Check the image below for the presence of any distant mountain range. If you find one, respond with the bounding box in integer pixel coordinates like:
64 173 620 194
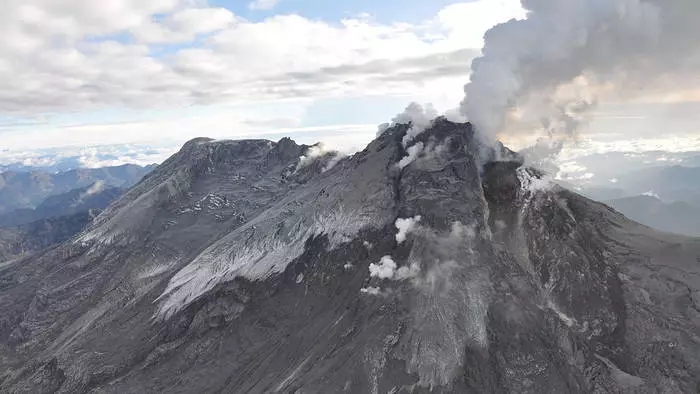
0 210 99 263
606 195 700 236
557 150 700 187
557 164 700 236
576 165 700 203
0 184 123 227
0 164 155 215
0 164 155 261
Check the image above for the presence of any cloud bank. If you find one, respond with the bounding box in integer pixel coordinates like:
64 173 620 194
0 0 524 117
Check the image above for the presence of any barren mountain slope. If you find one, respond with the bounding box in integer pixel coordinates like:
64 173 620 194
0 120 699 393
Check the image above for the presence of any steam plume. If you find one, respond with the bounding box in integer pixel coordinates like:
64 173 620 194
461 0 700 145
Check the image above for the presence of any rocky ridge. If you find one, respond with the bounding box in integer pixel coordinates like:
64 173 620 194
0 119 698 393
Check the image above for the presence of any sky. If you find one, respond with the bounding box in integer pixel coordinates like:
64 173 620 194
0 0 699 171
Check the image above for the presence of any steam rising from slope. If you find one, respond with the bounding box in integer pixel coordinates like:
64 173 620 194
296 143 345 172
461 0 700 144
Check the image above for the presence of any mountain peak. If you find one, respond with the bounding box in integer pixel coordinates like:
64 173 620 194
3 121 700 393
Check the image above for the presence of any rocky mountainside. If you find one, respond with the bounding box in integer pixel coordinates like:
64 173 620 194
0 164 154 215
0 120 699 393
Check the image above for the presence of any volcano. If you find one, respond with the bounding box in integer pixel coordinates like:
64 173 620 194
1 119 699 393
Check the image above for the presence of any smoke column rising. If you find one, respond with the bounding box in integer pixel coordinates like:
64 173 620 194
460 0 700 145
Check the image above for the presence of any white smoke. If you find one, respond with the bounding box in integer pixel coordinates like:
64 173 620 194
376 102 438 141
360 286 382 296
516 167 551 193
77 180 106 204
83 180 105 197
376 123 391 137
395 262 420 281
461 0 700 149
369 255 398 279
321 154 345 172
395 215 422 244
394 103 439 147
397 142 424 170
368 255 420 282
296 143 345 172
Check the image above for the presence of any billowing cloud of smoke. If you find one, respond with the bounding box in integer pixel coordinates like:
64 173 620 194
369 255 398 279
395 215 422 244
296 143 345 172
368 254 420 282
516 166 552 193
394 103 438 147
380 103 442 170
461 0 700 150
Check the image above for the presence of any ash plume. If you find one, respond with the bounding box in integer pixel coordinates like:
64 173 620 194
460 0 700 147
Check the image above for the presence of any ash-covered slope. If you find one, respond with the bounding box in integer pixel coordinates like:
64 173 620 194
1 120 699 393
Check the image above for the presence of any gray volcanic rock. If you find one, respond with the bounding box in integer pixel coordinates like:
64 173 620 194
1 121 699 393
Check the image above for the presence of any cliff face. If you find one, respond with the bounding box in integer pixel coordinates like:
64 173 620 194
1 120 699 393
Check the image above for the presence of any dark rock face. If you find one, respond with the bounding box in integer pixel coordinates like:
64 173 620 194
1 122 699 393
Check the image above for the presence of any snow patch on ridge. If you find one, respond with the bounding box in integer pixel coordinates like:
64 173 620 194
156 205 377 320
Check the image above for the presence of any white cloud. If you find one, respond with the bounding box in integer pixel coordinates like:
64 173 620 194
295 143 346 172
81 180 106 200
395 216 421 244
435 0 527 50
0 0 525 118
360 286 381 296
369 255 397 279
248 0 279 11
517 167 552 193
395 262 420 281
368 255 419 282
642 190 661 199
392 103 438 147
296 144 331 170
